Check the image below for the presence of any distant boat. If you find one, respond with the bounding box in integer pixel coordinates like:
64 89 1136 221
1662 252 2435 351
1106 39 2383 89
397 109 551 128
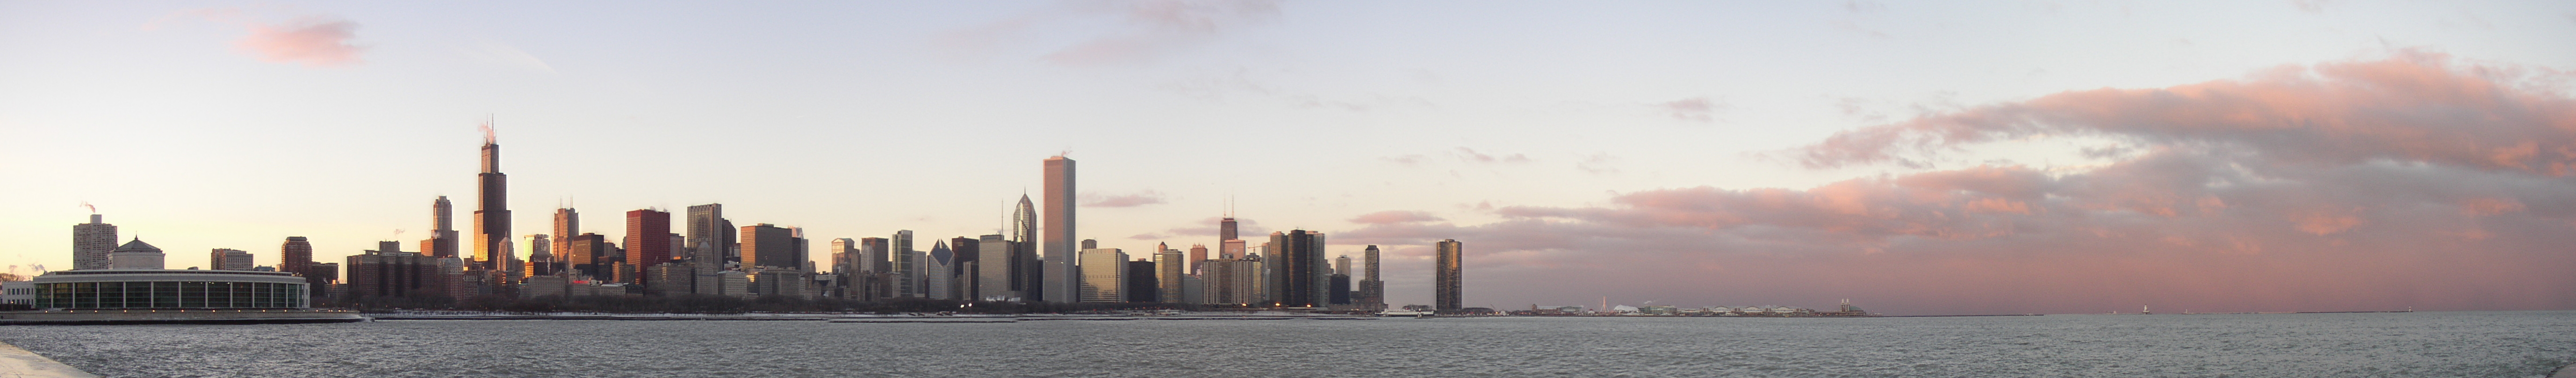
2142 305 2152 315
1378 309 1431 318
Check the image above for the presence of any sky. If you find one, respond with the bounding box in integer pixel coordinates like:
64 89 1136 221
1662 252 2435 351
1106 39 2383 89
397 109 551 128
3 0 2572 315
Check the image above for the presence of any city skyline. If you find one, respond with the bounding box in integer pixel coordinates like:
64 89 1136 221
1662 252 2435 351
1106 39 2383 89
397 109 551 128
4 1 2574 314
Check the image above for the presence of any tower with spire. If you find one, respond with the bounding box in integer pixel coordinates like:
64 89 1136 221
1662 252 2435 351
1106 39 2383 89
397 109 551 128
472 119 512 272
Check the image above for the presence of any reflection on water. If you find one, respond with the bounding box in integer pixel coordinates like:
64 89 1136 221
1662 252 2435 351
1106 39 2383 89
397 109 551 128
5 311 2571 378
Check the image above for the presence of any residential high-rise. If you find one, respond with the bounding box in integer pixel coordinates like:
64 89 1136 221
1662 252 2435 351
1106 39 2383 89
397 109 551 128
1334 255 1352 276
624 209 673 285
1013 195 1040 301
741 224 799 270
892 230 916 298
1155 245 1182 303
553 207 578 262
975 234 1015 300
72 214 116 270
1265 230 1327 307
1042 156 1077 302
1205 256 1260 306
211 248 254 271
280 236 321 292
1077 248 1125 303
471 131 512 272
1435 239 1463 312
1360 245 1384 311
425 196 461 259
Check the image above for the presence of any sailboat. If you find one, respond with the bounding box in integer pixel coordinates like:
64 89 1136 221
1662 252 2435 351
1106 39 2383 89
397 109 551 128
2141 305 2152 315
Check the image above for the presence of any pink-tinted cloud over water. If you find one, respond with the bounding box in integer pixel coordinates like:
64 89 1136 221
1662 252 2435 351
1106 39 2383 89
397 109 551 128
1344 53 2576 314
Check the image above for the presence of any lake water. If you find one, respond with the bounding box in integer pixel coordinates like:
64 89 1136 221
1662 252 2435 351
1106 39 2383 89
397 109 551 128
4 311 2571 378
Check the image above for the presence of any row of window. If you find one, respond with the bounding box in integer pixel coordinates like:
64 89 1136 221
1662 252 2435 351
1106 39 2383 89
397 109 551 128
34 281 307 309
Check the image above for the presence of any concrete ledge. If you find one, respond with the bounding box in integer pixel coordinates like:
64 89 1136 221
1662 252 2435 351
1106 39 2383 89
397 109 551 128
0 341 98 378
0 310 367 325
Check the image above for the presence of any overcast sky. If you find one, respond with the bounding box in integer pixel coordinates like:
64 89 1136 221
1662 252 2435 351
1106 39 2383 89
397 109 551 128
4 0 2572 314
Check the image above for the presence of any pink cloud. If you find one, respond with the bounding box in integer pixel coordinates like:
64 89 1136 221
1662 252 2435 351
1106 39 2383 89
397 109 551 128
1081 190 1169 207
940 0 1281 66
1658 97 1723 122
1348 210 1444 225
1338 53 2576 314
236 16 364 67
1795 52 2576 175
155 8 366 67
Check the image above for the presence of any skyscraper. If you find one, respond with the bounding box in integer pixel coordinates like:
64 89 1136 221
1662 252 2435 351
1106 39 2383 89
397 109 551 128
1265 230 1327 307
1156 246 1183 303
950 236 979 300
1187 244 1208 274
1013 195 1039 301
565 233 612 279
1042 156 1077 303
892 230 915 298
524 234 560 277
1360 245 1384 311
927 240 955 300
553 207 578 263
685 203 732 265
472 130 512 271
1077 248 1125 303
625 209 672 285
72 214 116 270
211 248 254 271
741 224 799 270
1126 259 1158 303
975 234 1015 300
1435 239 1463 312
425 196 461 259
280 236 321 292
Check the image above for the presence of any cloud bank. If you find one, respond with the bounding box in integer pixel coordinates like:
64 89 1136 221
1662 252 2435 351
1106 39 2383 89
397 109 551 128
1344 53 2576 314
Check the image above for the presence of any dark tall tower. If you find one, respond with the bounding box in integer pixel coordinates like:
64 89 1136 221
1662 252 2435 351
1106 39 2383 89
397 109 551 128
472 128 511 271
1435 239 1463 312
1266 230 1326 307
1360 245 1384 311
1219 217 1238 241
625 209 672 285
1041 156 1077 302
425 196 461 259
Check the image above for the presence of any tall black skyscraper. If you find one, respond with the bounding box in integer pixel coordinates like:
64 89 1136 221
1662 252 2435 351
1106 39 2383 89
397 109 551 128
1266 229 1327 307
472 124 511 271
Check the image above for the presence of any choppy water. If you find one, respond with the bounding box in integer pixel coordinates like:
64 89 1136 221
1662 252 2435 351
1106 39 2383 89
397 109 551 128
4 311 2571 378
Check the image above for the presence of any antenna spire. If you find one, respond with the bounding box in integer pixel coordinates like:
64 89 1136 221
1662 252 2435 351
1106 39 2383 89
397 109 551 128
478 115 497 144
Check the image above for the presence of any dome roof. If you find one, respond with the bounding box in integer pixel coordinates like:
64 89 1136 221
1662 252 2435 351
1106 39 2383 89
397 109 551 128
114 238 161 253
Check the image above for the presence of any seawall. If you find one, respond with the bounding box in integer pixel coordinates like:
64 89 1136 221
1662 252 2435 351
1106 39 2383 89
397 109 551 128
0 341 98 378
